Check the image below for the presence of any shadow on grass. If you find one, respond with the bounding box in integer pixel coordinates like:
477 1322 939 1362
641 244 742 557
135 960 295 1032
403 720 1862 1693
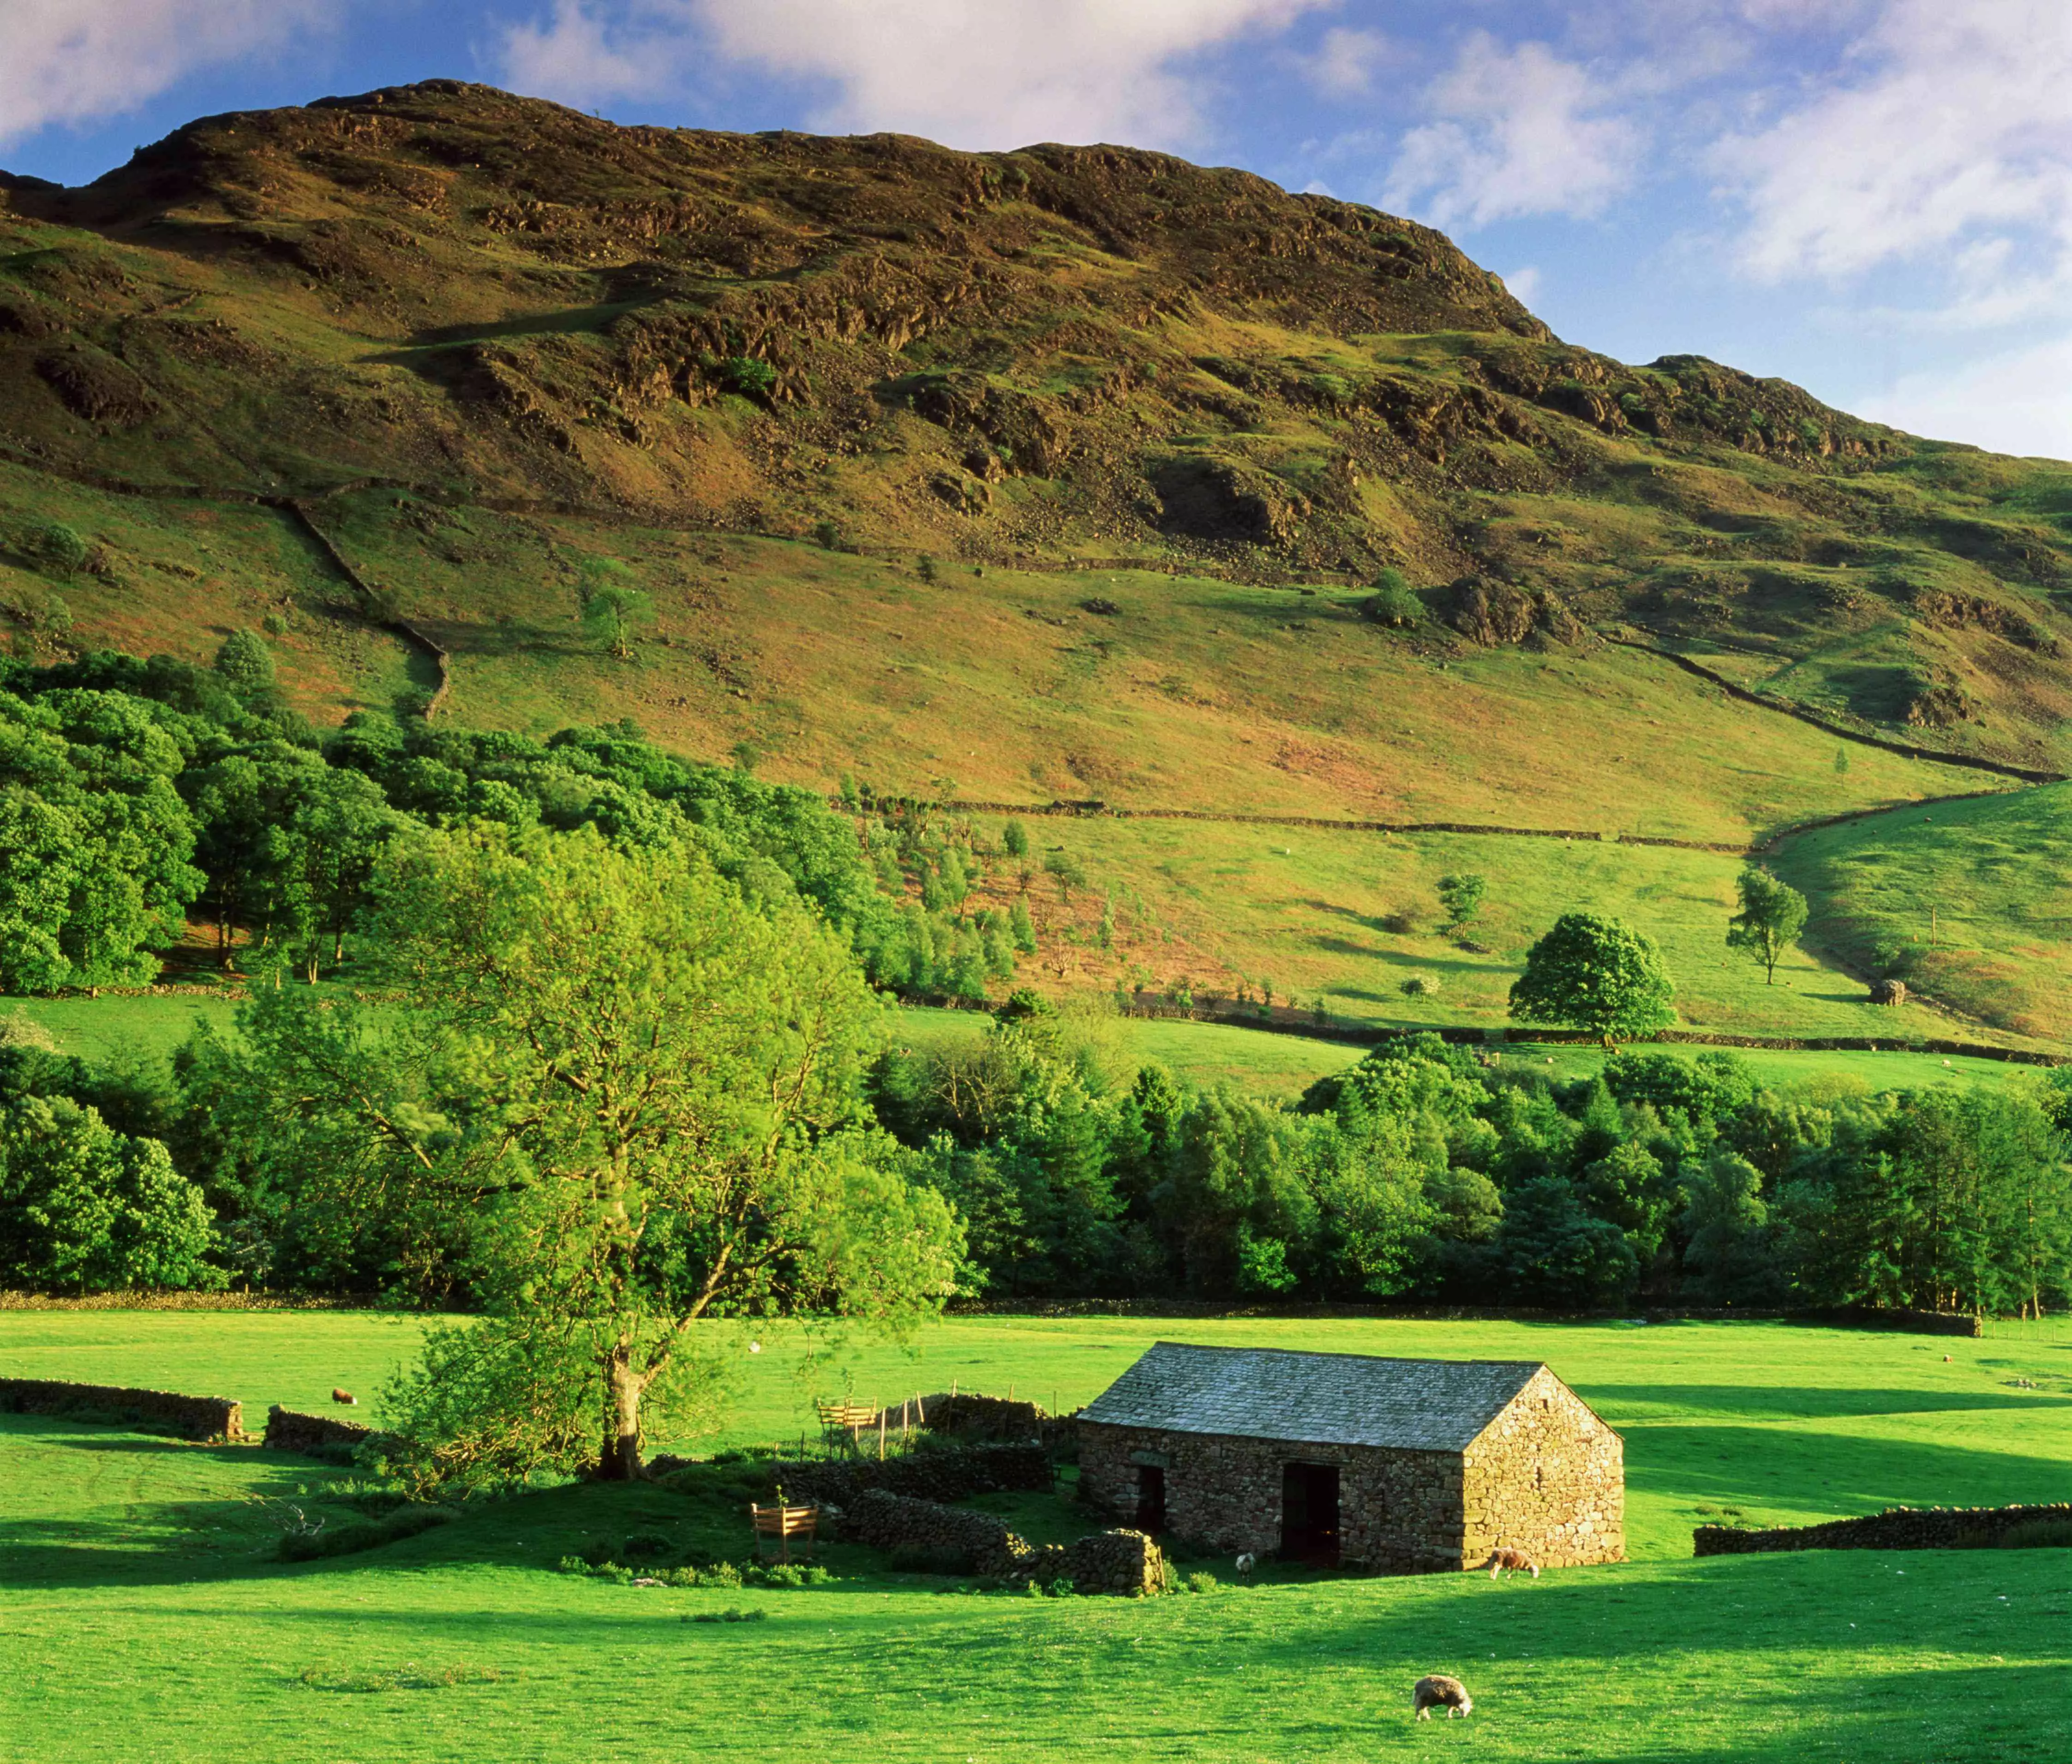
1588 1383 2072 1422
1621 1420 2072 1518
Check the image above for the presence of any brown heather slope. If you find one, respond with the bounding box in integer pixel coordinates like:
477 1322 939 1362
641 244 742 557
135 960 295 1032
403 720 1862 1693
1 80 2071 767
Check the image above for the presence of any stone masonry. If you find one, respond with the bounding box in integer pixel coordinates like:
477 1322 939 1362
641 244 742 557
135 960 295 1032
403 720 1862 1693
1076 1344 1622 1573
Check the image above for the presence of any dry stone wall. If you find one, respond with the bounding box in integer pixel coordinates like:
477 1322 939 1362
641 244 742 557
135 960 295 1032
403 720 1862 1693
1695 1503 2072 1556
263 1405 377 1453
844 1488 1164 1595
1461 1366 1624 1568
0 1377 241 1440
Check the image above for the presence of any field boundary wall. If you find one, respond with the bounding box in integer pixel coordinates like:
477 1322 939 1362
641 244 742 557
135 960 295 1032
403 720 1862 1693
1695 1502 2072 1555
0 1376 241 1439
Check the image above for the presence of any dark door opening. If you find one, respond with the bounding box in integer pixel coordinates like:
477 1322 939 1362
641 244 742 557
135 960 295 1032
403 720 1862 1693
1280 1462 1340 1565
1135 1464 1167 1533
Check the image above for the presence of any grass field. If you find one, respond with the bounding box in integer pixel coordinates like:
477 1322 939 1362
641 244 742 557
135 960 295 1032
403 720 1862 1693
2 1313 2069 1761
1773 785 2072 1044
895 1006 2042 1098
971 812 2058 1049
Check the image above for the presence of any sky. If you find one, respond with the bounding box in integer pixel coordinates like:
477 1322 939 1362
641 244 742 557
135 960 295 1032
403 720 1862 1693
4 0 2069 462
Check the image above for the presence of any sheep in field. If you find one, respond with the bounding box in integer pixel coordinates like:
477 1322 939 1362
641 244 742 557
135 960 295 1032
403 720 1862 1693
1234 1552 1257 1578
1483 1547 1539 1578
331 1388 357 1406
1413 1675 1473 1721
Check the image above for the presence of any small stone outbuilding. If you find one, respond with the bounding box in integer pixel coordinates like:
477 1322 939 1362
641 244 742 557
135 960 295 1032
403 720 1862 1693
1077 1343 1622 1572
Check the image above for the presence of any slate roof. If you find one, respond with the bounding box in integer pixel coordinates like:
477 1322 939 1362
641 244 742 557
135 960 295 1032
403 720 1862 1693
1078 1342 1546 1453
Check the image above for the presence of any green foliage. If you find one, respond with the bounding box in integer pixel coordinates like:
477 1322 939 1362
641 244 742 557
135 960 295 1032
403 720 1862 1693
302 823 964 1483
33 522 88 581
1361 568 1424 628
1726 867 1809 985
1510 912 1677 1045
575 560 655 660
212 630 276 696
719 357 779 400
0 685 204 992
1002 820 1029 859
1437 871 1487 932
0 1094 215 1293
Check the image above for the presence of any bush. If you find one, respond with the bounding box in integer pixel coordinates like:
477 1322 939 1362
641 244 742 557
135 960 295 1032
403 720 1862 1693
720 357 778 400
33 522 88 580
689 1607 768 1623
1401 975 1441 998
1361 569 1422 628
1184 1571 1221 1594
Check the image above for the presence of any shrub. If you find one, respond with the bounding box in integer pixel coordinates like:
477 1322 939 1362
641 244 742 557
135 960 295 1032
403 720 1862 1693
720 357 778 400
1401 975 1441 997
1184 1571 1221 1594
689 1607 767 1624
1361 568 1422 628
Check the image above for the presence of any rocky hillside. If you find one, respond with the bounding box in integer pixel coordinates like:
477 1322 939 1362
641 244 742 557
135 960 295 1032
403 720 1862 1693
3 80 2072 762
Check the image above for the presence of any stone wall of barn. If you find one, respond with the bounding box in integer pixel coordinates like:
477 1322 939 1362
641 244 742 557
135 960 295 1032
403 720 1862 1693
1460 1366 1623 1568
1078 1422 1465 1572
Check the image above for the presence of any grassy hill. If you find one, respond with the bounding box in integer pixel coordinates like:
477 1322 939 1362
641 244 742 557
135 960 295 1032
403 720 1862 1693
4 80 2072 1048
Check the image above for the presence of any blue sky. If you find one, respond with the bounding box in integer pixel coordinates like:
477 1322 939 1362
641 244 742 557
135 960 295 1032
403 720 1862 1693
6 1 2069 460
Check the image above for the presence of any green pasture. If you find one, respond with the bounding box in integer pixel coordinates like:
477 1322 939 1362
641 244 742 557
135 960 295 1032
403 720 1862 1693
1 992 240 1068
3 1314 2070 1761
1773 783 2072 1045
894 1006 2043 1098
1009 813 2058 1051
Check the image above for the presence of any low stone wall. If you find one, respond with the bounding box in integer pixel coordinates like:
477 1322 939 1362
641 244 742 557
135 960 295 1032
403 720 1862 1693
263 1405 377 1454
0 1377 241 1440
1695 1503 2072 1556
845 1488 1163 1595
746 1441 1054 1509
918 1392 1047 1439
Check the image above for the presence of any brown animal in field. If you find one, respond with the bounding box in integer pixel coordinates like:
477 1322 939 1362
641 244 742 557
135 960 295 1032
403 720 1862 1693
1484 1547 1539 1578
1413 1675 1473 1721
331 1388 357 1405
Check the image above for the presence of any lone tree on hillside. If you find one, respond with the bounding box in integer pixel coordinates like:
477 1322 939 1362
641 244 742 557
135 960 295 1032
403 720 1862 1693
577 559 655 660
1509 912 1676 1047
1437 872 1487 934
1725 866 1809 985
230 824 960 1488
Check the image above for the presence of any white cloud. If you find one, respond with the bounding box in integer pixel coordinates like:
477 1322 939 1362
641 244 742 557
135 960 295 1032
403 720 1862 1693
1858 333 2072 462
500 0 691 109
1502 265 1542 305
0 0 335 144
496 0 1332 149
1715 0 2072 303
1291 26 1394 101
1382 33 1643 230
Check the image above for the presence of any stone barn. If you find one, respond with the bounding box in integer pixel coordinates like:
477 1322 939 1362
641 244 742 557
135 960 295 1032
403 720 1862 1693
1077 1343 1623 1572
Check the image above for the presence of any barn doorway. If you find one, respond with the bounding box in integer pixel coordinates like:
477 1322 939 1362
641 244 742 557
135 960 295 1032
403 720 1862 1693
1280 1462 1340 1565
1135 1464 1167 1533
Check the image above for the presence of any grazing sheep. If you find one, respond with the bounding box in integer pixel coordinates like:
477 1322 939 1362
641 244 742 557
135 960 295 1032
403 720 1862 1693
331 1387 357 1406
1234 1552 1257 1578
1483 1547 1539 1579
1413 1675 1473 1721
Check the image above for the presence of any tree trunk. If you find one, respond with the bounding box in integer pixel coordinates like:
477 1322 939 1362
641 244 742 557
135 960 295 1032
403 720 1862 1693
597 1346 644 1480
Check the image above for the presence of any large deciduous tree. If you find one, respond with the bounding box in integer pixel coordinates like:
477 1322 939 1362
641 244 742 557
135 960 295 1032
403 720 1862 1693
1509 912 1676 1047
236 823 960 1486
